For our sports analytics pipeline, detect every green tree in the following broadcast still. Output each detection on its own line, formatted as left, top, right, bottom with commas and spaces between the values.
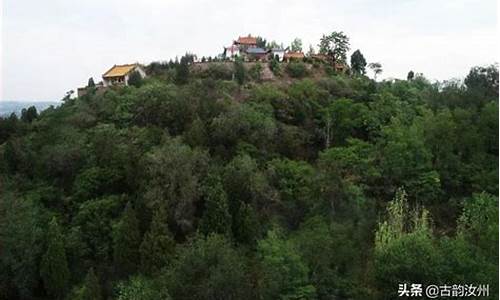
143, 138, 209, 236
140, 204, 175, 275
127, 70, 143, 87
113, 202, 141, 276
166, 234, 252, 300
40, 217, 70, 299
249, 62, 263, 81
258, 229, 316, 299
0, 194, 45, 299
175, 55, 191, 84
464, 64, 498, 99
322, 98, 369, 147
318, 31, 350, 63
266, 158, 315, 228
374, 189, 440, 299
67, 195, 124, 268
71, 268, 102, 300
20, 106, 38, 123
457, 193, 498, 259
407, 70, 415, 81
200, 174, 232, 236
256, 36, 267, 48
290, 38, 303, 52
350, 49, 367, 75
292, 216, 369, 299
268, 58, 281, 76
286, 62, 308, 78
87, 77, 95, 87
234, 58, 246, 85
116, 275, 171, 300
368, 62, 383, 80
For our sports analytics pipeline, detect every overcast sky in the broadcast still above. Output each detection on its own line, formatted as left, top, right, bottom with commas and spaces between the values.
1, 0, 498, 101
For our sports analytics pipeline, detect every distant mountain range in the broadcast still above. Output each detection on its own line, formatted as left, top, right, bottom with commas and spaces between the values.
0, 101, 61, 117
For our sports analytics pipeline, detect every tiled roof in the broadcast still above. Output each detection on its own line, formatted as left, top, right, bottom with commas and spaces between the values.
103, 64, 137, 78
311, 54, 329, 60
246, 47, 268, 54
284, 52, 305, 59
236, 36, 257, 45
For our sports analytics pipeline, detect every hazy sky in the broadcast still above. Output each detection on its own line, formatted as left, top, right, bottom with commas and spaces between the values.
1, 0, 498, 101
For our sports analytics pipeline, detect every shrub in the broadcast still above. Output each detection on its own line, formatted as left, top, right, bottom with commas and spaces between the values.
201, 64, 233, 80
249, 63, 263, 81
268, 59, 281, 76
286, 62, 308, 78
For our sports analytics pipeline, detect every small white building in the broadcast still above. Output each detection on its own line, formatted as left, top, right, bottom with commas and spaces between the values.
223, 45, 240, 61
102, 63, 146, 87
270, 48, 285, 61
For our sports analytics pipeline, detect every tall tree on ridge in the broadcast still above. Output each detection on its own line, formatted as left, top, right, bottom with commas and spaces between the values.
350, 49, 367, 75
319, 31, 350, 64
368, 62, 383, 80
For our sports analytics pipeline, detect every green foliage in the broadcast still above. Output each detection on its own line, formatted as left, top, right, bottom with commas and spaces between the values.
292, 216, 369, 299
268, 58, 281, 76
87, 77, 95, 87
127, 70, 143, 87
256, 36, 267, 48
67, 195, 124, 266
374, 189, 440, 299
0, 194, 46, 299
248, 62, 263, 81
267, 158, 314, 227
285, 62, 308, 78
464, 64, 498, 100
407, 70, 414, 81
142, 138, 208, 235
319, 31, 350, 63
0, 61, 497, 300
290, 38, 303, 52
199, 174, 232, 236
71, 268, 102, 300
457, 193, 498, 258
21, 106, 38, 123
375, 190, 499, 299
257, 229, 316, 300
175, 55, 191, 84
116, 275, 171, 300
234, 58, 246, 85
40, 217, 70, 299
368, 62, 383, 80
112, 202, 141, 276
323, 98, 369, 147
165, 234, 252, 300
350, 49, 367, 75
200, 63, 233, 80
140, 204, 175, 275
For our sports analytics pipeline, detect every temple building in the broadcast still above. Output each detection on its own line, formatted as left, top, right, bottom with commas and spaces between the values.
102, 63, 146, 87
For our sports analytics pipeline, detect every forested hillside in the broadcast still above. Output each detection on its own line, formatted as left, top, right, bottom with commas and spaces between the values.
0, 60, 498, 300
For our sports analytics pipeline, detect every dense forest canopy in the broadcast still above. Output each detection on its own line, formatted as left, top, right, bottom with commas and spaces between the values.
0, 55, 498, 299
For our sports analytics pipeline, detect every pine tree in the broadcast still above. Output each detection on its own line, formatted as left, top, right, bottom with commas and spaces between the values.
233, 202, 259, 245
127, 71, 143, 88
74, 268, 102, 300
200, 175, 232, 236
113, 202, 141, 276
407, 70, 415, 81
175, 55, 190, 85
234, 58, 246, 85
87, 77, 95, 87
139, 204, 175, 275
40, 217, 70, 299
350, 49, 367, 75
